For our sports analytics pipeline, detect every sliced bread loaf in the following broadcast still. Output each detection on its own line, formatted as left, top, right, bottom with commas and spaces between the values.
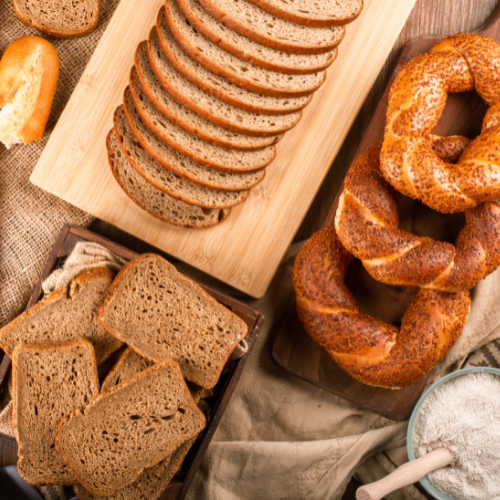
0, 268, 121, 364
114, 106, 249, 208
107, 130, 231, 228
198, 0, 345, 54
133, 46, 281, 151
124, 87, 270, 180
12, 338, 100, 486
98, 254, 249, 388
245, 0, 363, 27
165, 0, 326, 97
55, 359, 206, 497
13, 0, 100, 38
177, 0, 337, 74
156, 10, 312, 112
147, 29, 302, 136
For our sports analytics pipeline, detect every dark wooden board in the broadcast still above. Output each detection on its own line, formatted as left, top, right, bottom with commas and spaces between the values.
0, 225, 265, 500
272, 7, 500, 422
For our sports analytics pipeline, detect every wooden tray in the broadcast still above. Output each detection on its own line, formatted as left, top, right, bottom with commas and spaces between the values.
272, 8, 500, 422
30, 0, 418, 299
0, 225, 265, 500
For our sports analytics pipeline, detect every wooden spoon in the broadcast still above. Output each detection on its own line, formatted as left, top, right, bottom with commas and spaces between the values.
356, 447, 453, 500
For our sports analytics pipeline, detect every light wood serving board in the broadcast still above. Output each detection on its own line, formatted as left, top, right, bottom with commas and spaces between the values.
31, 0, 417, 298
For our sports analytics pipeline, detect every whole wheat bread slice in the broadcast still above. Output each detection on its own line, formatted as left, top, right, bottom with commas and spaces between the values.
107, 130, 231, 228
178, 0, 337, 75
133, 45, 281, 151
124, 85, 272, 178
198, 0, 345, 54
147, 29, 301, 136
13, 0, 100, 38
55, 359, 206, 497
98, 254, 248, 389
156, 10, 312, 112
166, 0, 326, 97
114, 106, 250, 208
12, 338, 100, 486
245, 0, 363, 27
0, 268, 121, 364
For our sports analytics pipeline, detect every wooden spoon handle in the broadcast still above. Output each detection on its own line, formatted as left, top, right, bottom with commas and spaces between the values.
356, 448, 453, 500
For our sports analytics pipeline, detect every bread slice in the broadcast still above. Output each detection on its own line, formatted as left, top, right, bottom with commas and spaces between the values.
245, 0, 363, 27
133, 45, 281, 151
55, 359, 206, 497
177, 0, 337, 75
106, 130, 231, 228
12, 338, 100, 486
13, 0, 100, 38
198, 0, 345, 54
98, 254, 248, 388
156, 10, 312, 112
114, 106, 249, 208
0, 268, 121, 364
124, 85, 271, 180
166, 0, 326, 98
147, 29, 301, 136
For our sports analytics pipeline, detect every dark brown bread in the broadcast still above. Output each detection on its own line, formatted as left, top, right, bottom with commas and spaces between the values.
99, 254, 248, 388
55, 359, 206, 497
0, 268, 121, 364
12, 338, 100, 486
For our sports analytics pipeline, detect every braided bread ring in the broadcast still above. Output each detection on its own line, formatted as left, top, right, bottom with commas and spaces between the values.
293, 226, 470, 389
381, 33, 500, 214
335, 144, 500, 292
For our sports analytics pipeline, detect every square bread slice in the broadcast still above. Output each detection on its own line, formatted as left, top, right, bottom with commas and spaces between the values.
12, 338, 100, 486
98, 254, 249, 389
56, 359, 206, 497
0, 268, 122, 365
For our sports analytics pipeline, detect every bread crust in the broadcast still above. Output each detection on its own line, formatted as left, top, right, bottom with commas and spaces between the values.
0, 36, 59, 145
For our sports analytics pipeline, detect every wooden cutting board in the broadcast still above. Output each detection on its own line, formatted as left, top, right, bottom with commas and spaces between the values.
272, 8, 500, 421
31, 0, 417, 298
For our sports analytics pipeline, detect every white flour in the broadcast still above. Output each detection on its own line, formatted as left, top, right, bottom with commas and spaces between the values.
412, 372, 500, 500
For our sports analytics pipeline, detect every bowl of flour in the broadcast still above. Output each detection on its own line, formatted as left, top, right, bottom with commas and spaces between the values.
407, 367, 500, 500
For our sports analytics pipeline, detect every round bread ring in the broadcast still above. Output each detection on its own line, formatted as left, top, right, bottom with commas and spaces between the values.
335, 143, 500, 292
293, 225, 471, 389
381, 33, 500, 214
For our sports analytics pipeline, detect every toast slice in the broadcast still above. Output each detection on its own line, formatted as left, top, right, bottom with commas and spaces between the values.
166, 0, 326, 97
0, 268, 121, 364
56, 359, 206, 497
147, 28, 302, 136
99, 254, 248, 388
177, 0, 337, 75
13, 0, 100, 38
106, 130, 231, 228
12, 338, 100, 486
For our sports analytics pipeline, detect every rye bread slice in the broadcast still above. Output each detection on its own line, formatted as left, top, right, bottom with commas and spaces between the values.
0, 268, 121, 364
98, 254, 249, 388
12, 338, 100, 486
166, 0, 326, 98
245, 0, 363, 27
147, 29, 301, 135
106, 130, 231, 228
124, 85, 272, 179
13, 0, 100, 38
55, 359, 206, 497
114, 106, 250, 208
133, 45, 281, 151
198, 0, 345, 54
156, 9, 312, 112
178, 0, 337, 75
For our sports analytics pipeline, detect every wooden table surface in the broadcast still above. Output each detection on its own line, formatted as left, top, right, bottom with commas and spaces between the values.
1, 0, 499, 497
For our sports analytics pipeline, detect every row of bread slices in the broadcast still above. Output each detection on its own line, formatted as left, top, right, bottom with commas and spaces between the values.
108, 0, 363, 228
0, 254, 248, 498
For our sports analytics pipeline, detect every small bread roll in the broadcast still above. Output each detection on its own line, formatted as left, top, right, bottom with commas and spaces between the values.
0, 36, 59, 149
